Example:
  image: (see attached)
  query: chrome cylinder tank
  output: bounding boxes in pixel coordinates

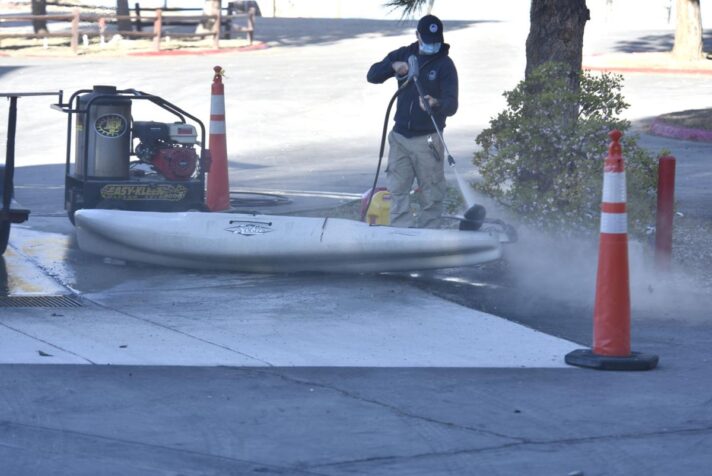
[75,85,131,178]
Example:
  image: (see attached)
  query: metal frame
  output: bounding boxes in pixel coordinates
[52,88,208,217]
[1,92,62,255]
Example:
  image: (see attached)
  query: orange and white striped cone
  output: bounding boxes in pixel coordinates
[565,130,659,371]
[206,65,231,211]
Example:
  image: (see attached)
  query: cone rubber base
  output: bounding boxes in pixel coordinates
[565,349,659,371]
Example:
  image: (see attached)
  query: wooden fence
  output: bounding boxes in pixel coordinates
[0,7,256,53]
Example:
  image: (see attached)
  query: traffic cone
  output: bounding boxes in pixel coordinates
[565,130,659,371]
[206,65,231,211]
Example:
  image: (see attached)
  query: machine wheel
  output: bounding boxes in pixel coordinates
[0,220,10,255]
[67,205,80,226]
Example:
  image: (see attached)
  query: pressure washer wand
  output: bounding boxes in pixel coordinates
[407,55,487,218]
[407,55,455,166]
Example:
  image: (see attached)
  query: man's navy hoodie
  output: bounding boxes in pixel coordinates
[367,42,458,138]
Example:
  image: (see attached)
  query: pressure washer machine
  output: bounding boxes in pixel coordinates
[54,86,209,224]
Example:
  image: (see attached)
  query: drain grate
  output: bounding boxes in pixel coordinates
[0,295,83,308]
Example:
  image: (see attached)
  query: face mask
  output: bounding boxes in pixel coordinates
[419,41,441,55]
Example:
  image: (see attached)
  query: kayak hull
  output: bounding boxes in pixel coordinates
[75,210,503,273]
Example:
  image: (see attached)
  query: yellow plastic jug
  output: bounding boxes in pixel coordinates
[366,190,391,225]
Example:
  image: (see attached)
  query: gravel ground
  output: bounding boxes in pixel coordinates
[671,215,712,289]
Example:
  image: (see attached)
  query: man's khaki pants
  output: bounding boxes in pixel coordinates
[386,130,446,229]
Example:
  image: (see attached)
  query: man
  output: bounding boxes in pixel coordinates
[367,14,458,228]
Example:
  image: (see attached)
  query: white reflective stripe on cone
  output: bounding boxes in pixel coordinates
[210,121,226,134]
[211,96,225,115]
[602,172,626,203]
[600,212,628,234]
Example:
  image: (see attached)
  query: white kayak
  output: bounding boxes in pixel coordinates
[74,209,504,273]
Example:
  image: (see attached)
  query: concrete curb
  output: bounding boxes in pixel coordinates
[649,118,712,142]
[0,42,268,59]
[583,64,712,76]
[583,60,712,143]
[128,42,268,57]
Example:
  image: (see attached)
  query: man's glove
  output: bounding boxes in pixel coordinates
[392,61,408,79]
[419,95,439,112]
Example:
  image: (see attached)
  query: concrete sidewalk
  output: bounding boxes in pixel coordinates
[1,227,578,368]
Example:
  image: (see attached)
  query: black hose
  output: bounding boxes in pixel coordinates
[362,57,440,222]
[361,82,407,221]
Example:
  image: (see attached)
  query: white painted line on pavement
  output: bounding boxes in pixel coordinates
[231,188,363,200]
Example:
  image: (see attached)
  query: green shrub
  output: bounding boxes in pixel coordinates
[474,62,659,238]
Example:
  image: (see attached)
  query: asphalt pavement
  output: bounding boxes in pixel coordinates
[1,14,712,476]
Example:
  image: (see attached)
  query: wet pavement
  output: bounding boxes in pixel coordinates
[2,12,712,476]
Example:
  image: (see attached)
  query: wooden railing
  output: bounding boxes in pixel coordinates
[0,7,256,54]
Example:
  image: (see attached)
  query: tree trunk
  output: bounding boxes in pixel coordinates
[525,0,590,93]
[197,0,220,33]
[116,0,132,33]
[672,0,703,60]
[31,0,48,34]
